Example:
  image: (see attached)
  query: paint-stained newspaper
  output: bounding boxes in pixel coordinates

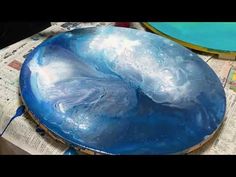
[193,58,236,154]
[0,22,114,154]
[0,24,68,154]
[0,22,236,154]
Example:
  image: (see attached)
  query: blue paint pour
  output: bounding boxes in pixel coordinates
[36,125,45,136]
[19,27,226,154]
[0,105,25,136]
[64,147,78,155]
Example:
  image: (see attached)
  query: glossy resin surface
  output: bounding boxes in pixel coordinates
[147,22,236,53]
[20,27,226,154]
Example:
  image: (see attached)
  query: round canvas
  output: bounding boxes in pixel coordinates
[20,26,226,154]
[144,22,236,56]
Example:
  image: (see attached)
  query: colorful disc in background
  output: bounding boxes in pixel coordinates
[144,22,236,56]
[20,26,226,154]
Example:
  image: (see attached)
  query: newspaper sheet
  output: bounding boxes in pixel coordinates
[192,57,236,154]
[0,24,69,154]
[0,22,116,154]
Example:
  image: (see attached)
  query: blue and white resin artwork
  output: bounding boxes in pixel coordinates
[20,26,226,154]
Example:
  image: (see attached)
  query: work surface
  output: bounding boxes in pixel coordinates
[0,22,235,155]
